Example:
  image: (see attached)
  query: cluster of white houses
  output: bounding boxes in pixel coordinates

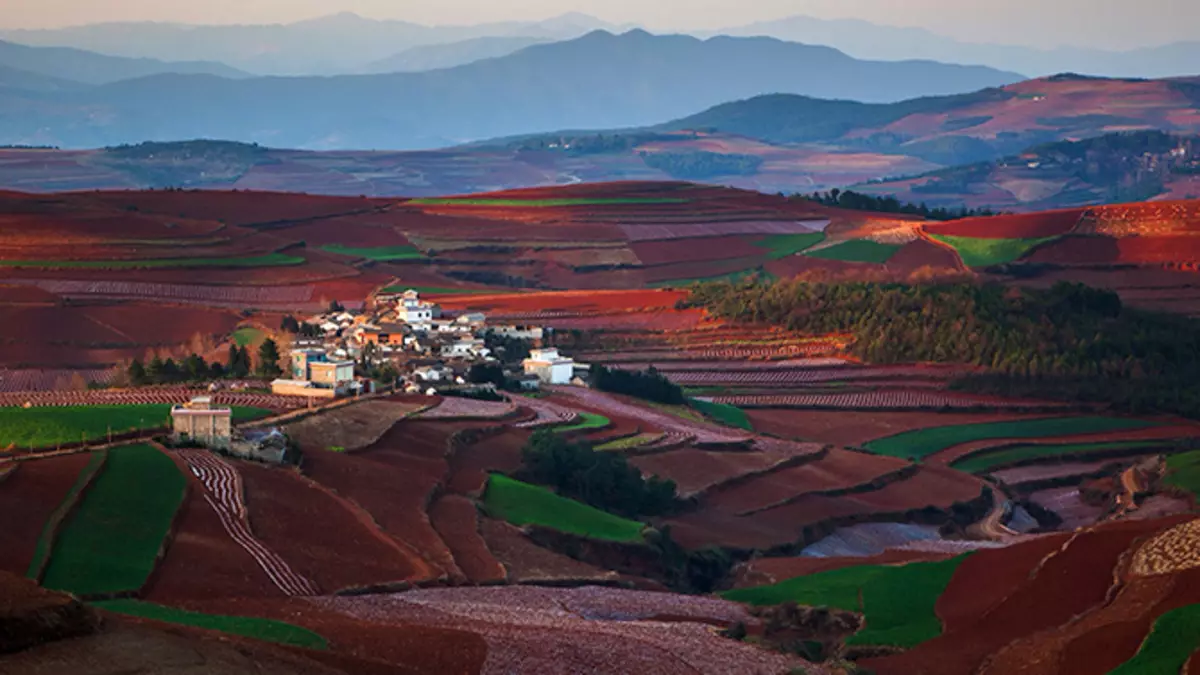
[269,289,578,400]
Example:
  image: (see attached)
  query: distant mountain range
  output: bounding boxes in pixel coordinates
[361,36,552,74]
[0,30,1022,150]
[0,12,629,76]
[0,39,246,85]
[713,15,1200,80]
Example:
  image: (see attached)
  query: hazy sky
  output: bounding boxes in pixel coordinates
[4,0,1197,50]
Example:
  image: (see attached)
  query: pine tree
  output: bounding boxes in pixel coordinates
[128,359,147,386]
[256,339,283,379]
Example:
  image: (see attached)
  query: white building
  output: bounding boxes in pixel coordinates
[523,348,575,385]
[492,325,545,341]
[171,397,233,448]
[396,289,439,324]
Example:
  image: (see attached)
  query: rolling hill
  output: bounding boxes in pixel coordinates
[361,36,552,73]
[0,30,1022,150]
[0,39,247,86]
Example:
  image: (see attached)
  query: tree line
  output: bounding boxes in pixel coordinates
[798,188,1001,220]
[684,278,1200,418]
[127,339,283,385]
[591,365,685,405]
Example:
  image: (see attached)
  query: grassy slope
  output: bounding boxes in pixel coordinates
[688,398,753,430]
[0,253,304,269]
[94,599,328,650]
[319,244,423,261]
[0,405,274,449]
[805,240,901,264]
[952,440,1172,474]
[864,417,1160,461]
[754,233,826,260]
[231,327,263,347]
[595,433,663,451]
[724,557,967,647]
[483,474,645,543]
[1164,450,1200,498]
[1109,603,1200,675]
[929,234,1057,267]
[26,451,108,579]
[42,444,186,595]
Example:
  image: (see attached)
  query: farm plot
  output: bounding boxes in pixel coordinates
[805,239,901,263]
[687,398,752,430]
[283,399,428,453]
[630,441,824,498]
[928,234,1057,267]
[725,556,967,647]
[429,494,506,584]
[479,517,619,584]
[513,395,579,429]
[863,416,1161,460]
[703,449,911,515]
[709,390,1058,411]
[551,387,751,446]
[663,364,967,387]
[989,459,1119,486]
[0,452,97,576]
[4,279,315,305]
[318,244,422,261]
[446,427,529,496]
[0,253,305,269]
[951,439,1177,474]
[418,396,517,420]
[0,403,274,449]
[553,412,610,434]
[753,232,826,259]
[620,220,828,242]
[0,368,116,393]
[238,460,418,594]
[42,444,185,596]
[174,449,317,596]
[924,209,1083,239]
[1108,603,1200,674]
[482,474,647,544]
[312,586,807,675]
[631,235,766,265]
[94,599,329,650]
[1164,449,1200,499]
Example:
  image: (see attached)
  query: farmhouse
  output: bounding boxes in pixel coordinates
[523,348,576,385]
[396,289,440,324]
[290,349,356,393]
[171,397,232,449]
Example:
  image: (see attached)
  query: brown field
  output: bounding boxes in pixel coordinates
[0,453,94,576]
[744,409,1051,447]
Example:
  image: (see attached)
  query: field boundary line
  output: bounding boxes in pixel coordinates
[25,450,109,583]
[733,463,922,518]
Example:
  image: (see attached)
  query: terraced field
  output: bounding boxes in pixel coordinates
[482,474,647,544]
[863,416,1161,460]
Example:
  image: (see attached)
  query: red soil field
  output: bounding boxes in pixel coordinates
[926,421,1200,466]
[446,427,528,496]
[743,409,1050,447]
[867,517,1192,675]
[731,549,952,588]
[436,289,688,314]
[89,190,388,227]
[0,453,93,576]
[764,255,882,280]
[145,457,283,602]
[429,494,506,584]
[0,284,59,305]
[631,235,766,265]
[1116,235,1200,264]
[478,517,617,584]
[238,461,420,593]
[923,209,1084,239]
[181,595,488,675]
[641,257,766,285]
[703,449,911,515]
[885,238,965,273]
[282,218,412,248]
[630,446,810,499]
[1078,200,1200,236]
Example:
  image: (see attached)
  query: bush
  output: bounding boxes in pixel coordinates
[591,365,684,405]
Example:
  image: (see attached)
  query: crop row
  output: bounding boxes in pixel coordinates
[0,388,304,411]
[0,368,116,393]
[514,397,580,428]
[607,358,851,371]
[6,279,314,303]
[177,449,318,595]
[709,390,1064,410]
[619,220,829,242]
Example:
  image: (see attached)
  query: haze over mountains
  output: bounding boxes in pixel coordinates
[0,30,1022,150]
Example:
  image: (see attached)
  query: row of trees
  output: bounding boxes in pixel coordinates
[127,339,283,385]
[685,278,1200,418]
[519,430,680,518]
[799,188,1001,220]
[590,365,685,405]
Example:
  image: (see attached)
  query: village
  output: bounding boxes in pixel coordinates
[169,289,584,457]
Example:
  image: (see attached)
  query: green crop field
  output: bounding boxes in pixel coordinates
[553,413,610,434]
[380,285,491,295]
[231,326,264,347]
[754,233,826,260]
[953,440,1172,474]
[724,556,967,647]
[864,417,1160,461]
[0,405,274,449]
[320,244,424,261]
[1164,450,1200,499]
[483,474,646,543]
[688,398,753,430]
[650,266,775,289]
[0,253,304,270]
[42,444,186,596]
[929,235,1058,268]
[26,451,107,580]
[1109,603,1200,675]
[408,197,688,207]
[804,240,901,264]
[94,600,328,650]
[595,433,663,451]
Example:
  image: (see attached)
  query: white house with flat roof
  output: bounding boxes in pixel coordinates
[523,348,575,385]
[171,397,233,448]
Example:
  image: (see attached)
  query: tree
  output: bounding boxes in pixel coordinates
[227,345,251,378]
[328,299,344,313]
[127,359,147,386]
[280,315,301,333]
[256,339,283,379]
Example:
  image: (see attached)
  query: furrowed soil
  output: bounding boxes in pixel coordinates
[744,409,1051,448]
[731,550,953,589]
[478,517,617,584]
[238,461,419,593]
[429,495,506,584]
[0,453,94,576]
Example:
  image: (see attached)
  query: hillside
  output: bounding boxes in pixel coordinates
[0,39,247,86]
[361,36,552,73]
[0,31,1021,150]
[855,131,1200,211]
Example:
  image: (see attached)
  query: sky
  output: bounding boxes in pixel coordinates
[3,0,1197,50]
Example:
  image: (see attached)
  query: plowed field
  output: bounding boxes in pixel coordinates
[0,453,94,576]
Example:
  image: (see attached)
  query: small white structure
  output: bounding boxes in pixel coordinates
[171,397,233,448]
[396,289,438,324]
[523,348,575,385]
[493,325,544,340]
